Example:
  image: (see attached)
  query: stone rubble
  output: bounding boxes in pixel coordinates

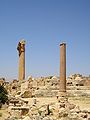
[5,95,90,120]
[0,74,90,120]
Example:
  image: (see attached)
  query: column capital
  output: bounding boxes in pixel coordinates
[17,40,26,56]
[19,40,26,45]
[60,42,66,46]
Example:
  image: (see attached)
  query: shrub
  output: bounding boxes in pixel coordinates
[0,85,8,108]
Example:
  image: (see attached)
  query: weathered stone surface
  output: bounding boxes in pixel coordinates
[23,116,31,120]
[21,81,29,93]
[0,77,5,85]
[1,73,90,120]
[17,40,25,81]
[21,90,32,98]
[60,43,66,93]
[58,108,68,118]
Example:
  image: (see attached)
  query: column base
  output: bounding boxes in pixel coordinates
[58,91,66,97]
[57,92,68,103]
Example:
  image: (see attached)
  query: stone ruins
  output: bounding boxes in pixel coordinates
[0,40,90,120]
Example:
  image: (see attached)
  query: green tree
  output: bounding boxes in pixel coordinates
[0,85,8,108]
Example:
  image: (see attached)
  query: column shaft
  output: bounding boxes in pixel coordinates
[17,40,25,81]
[60,43,66,92]
[19,51,25,80]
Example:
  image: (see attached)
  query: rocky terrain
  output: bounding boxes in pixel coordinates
[0,74,90,120]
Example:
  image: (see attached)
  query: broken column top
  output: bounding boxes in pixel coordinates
[17,39,26,50]
[60,42,66,46]
[19,39,26,45]
[17,39,26,56]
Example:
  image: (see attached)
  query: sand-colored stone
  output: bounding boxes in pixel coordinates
[60,43,66,93]
[17,40,25,81]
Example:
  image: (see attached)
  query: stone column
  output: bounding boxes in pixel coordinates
[17,40,25,81]
[60,43,66,93]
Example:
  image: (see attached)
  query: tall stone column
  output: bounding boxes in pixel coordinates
[60,43,66,94]
[17,40,25,81]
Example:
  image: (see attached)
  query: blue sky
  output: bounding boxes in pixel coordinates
[0,0,90,80]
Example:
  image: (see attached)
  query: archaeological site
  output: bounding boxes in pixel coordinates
[0,40,90,120]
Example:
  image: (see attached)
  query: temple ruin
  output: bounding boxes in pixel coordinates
[1,41,90,120]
